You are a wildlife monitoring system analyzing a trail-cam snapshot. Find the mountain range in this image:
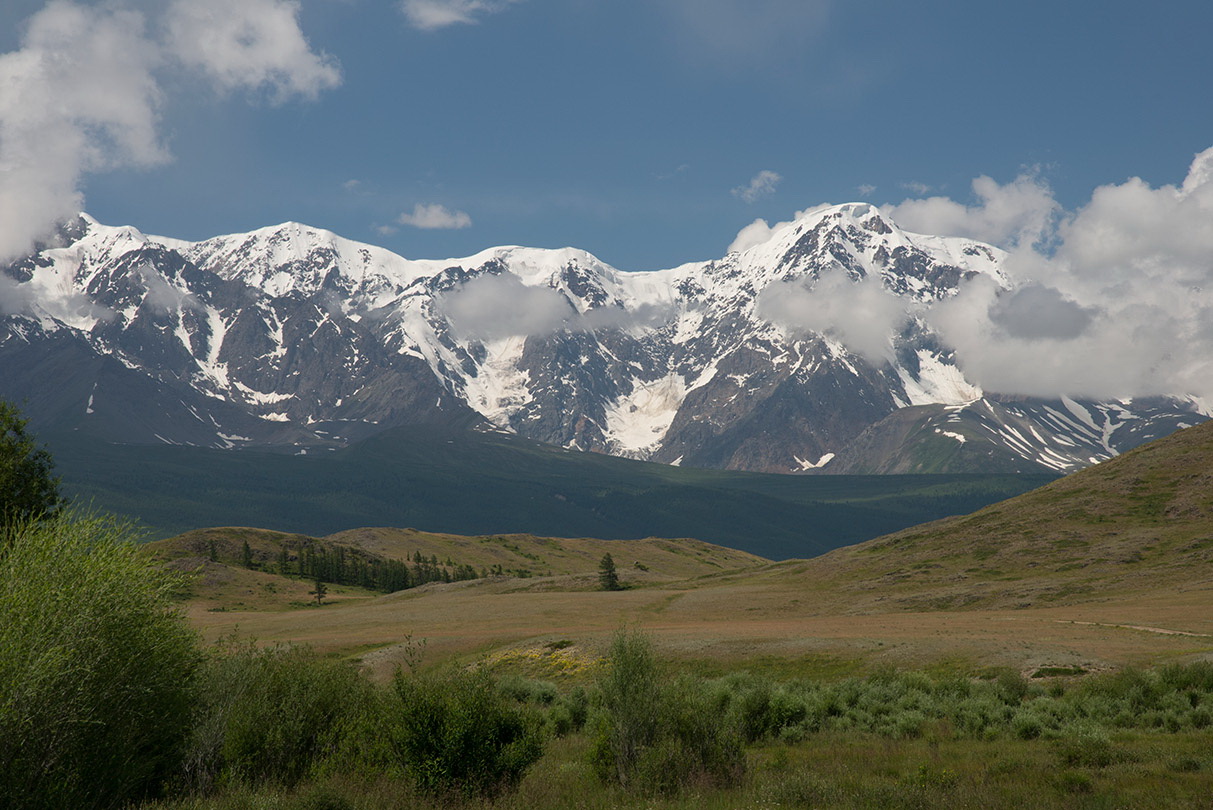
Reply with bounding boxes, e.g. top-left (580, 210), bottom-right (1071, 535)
top-left (2, 204), bottom-right (1205, 474)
